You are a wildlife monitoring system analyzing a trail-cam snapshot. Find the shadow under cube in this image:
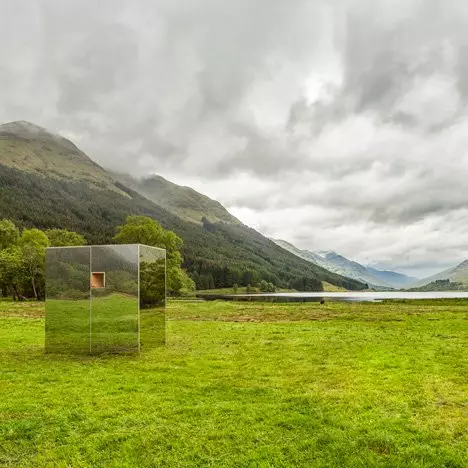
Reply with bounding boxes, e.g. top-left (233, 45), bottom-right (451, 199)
top-left (45, 244), bottom-right (166, 354)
